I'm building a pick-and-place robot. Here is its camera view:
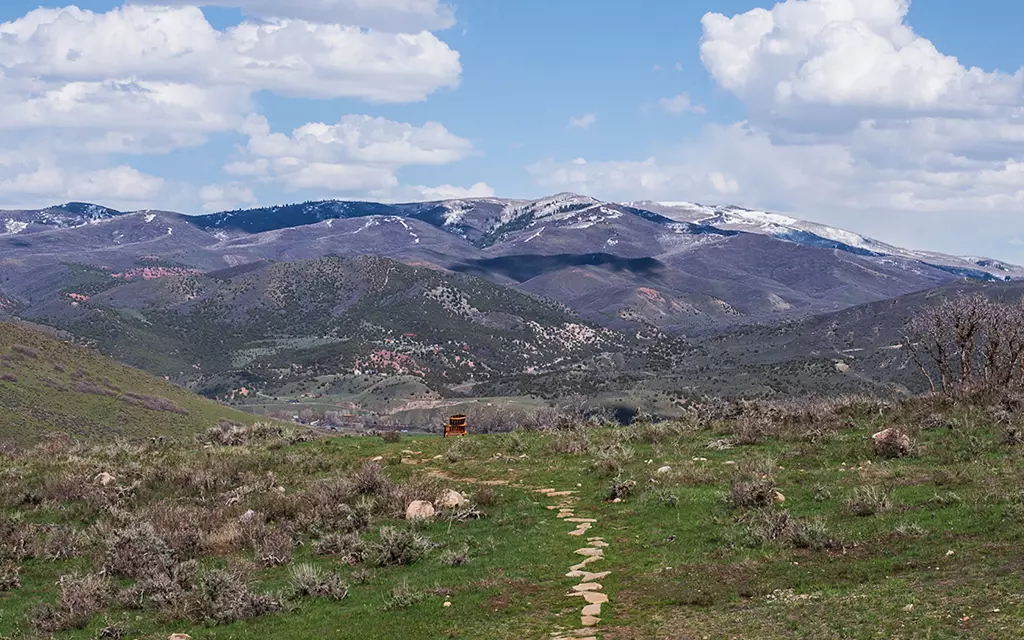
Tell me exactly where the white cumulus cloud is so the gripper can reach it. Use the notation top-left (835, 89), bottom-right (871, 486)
top-left (533, 0), bottom-right (1024, 260)
top-left (230, 115), bottom-right (477, 194)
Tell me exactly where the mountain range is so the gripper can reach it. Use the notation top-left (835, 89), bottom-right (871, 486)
top-left (1, 193), bottom-right (1018, 411)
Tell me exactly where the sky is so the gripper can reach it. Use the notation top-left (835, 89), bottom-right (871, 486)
top-left (0, 0), bottom-right (1023, 261)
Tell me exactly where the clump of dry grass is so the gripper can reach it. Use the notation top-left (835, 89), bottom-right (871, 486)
top-left (846, 486), bottom-right (893, 517)
top-left (730, 457), bottom-right (778, 509)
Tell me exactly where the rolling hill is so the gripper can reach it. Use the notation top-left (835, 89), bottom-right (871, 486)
top-left (0, 321), bottom-right (260, 445)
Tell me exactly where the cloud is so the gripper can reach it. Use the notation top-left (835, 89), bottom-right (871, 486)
top-left (0, 162), bottom-right (166, 207)
top-left (568, 113), bottom-right (598, 130)
top-left (699, 0), bottom-right (1023, 123)
top-left (532, 0), bottom-right (1024, 259)
top-left (0, 6), bottom-right (462, 103)
top-left (230, 115), bottom-right (476, 193)
top-left (130, 0), bottom-right (457, 32)
top-left (0, 3), bottom-right (466, 209)
top-left (658, 93), bottom-right (706, 115)
top-left (405, 182), bottom-right (496, 201)
top-left (199, 183), bottom-right (258, 212)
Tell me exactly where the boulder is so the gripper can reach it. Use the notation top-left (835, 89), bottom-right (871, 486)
top-left (773, 491), bottom-right (786, 504)
top-left (405, 500), bottom-right (435, 521)
top-left (656, 466), bottom-right (672, 475)
top-left (168, 635), bottom-right (192, 640)
top-left (872, 428), bottom-right (911, 458)
top-left (439, 489), bottom-right (468, 509)
top-left (94, 472), bottom-right (116, 487)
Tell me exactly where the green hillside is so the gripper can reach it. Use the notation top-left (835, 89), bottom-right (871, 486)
top-left (0, 321), bottom-right (259, 445)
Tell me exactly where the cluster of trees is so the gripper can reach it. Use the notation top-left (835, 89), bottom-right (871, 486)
top-left (905, 293), bottom-right (1024, 393)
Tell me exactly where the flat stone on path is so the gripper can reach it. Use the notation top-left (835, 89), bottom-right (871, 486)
top-left (581, 615), bottom-right (600, 627)
top-left (575, 547), bottom-right (604, 557)
top-left (582, 592), bottom-right (609, 604)
top-left (566, 570), bottom-right (610, 581)
top-left (571, 583), bottom-right (603, 592)
top-left (565, 517), bottom-right (597, 523)
top-left (582, 604), bottom-right (602, 617)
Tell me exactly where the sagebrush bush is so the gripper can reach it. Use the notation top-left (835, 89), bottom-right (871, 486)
top-left (384, 580), bottom-right (425, 610)
top-left (439, 545), bottom-right (470, 567)
top-left (289, 564), bottom-right (349, 600)
top-left (739, 510), bottom-right (836, 550)
top-left (0, 562), bottom-right (20, 592)
top-left (104, 522), bottom-right (175, 579)
top-left (730, 457), bottom-right (778, 509)
top-left (380, 430), bottom-right (401, 443)
top-left (846, 486), bottom-right (893, 517)
top-left (181, 568), bottom-right (284, 624)
top-left (314, 532), bottom-right (366, 564)
top-left (366, 526), bottom-right (430, 567)
top-left (550, 428), bottom-right (590, 455)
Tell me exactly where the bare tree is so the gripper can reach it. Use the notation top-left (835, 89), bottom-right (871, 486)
top-left (906, 292), bottom-right (1024, 394)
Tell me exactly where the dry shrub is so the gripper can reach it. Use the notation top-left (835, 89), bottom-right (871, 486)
top-left (10, 344), bottom-right (38, 359)
top-left (289, 564), bottom-right (349, 600)
top-left (366, 526), bottom-right (430, 567)
top-left (140, 503), bottom-right (221, 560)
top-left (439, 545), bottom-right (470, 567)
top-left (659, 462), bottom-right (717, 487)
top-left (314, 532), bottom-right (366, 564)
top-left (178, 568), bottom-right (284, 624)
top-left (589, 442), bottom-right (634, 478)
top-left (104, 522), bottom-right (175, 579)
top-left (39, 524), bottom-right (84, 561)
top-left (0, 515), bottom-right (32, 561)
top-left (75, 380), bottom-right (118, 397)
top-left (846, 486), bottom-right (893, 516)
top-left (0, 562), bottom-right (20, 592)
top-left (731, 413), bottom-right (777, 445)
top-left (352, 462), bottom-right (393, 496)
top-left (0, 372), bottom-right (15, 382)
top-left (739, 510), bottom-right (836, 550)
top-left (255, 529), bottom-right (293, 567)
top-left (203, 421), bottom-right (291, 446)
top-left (380, 430), bottom-right (401, 443)
top-left (119, 393), bottom-right (187, 415)
top-left (384, 580), bottom-right (425, 610)
top-left (550, 428), bottom-right (590, 455)
top-left (31, 573), bottom-right (112, 633)
top-left (730, 457), bottom-right (778, 509)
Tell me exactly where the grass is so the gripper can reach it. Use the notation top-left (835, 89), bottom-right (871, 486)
top-left (2, 396), bottom-right (1024, 638)
top-left (0, 322), bottom-right (261, 445)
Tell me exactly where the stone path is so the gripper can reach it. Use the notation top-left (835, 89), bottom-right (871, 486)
top-left (375, 453), bottom-right (613, 638)
top-left (538, 488), bottom-right (611, 640)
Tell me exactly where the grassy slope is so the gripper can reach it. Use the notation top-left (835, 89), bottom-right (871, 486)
top-left (0, 322), bottom-right (259, 444)
top-left (3, 399), bottom-right (1024, 638)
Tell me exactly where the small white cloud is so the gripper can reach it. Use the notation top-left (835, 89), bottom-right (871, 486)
top-left (199, 183), bottom-right (258, 212)
top-left (385, 182), bottom-right (496, 202)
top-left (568, 113), bottom-right (598, 130)
top-left (658, 93), bottom-right (706, 115)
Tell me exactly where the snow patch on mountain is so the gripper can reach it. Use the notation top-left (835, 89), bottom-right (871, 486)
top-left (3, 220), bottom-right (28, 235)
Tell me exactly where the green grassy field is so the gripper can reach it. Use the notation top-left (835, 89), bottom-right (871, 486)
top-left (2, 395), bottom-right (1024, 639)
top-left (0, 322), bottom-right (260, 445)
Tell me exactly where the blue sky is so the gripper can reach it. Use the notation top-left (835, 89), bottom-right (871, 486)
top-left (1, 0), bottom-right (1023, 260)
